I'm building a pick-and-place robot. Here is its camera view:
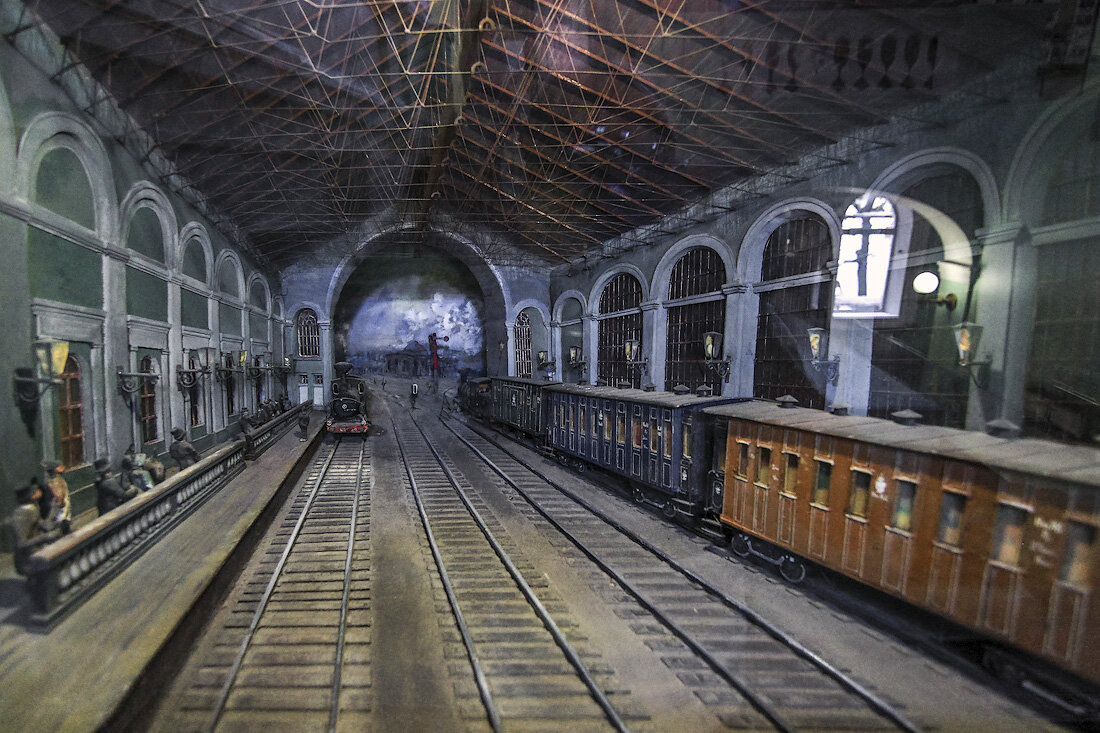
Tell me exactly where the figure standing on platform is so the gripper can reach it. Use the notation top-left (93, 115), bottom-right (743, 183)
top-left (410, 381), bottom-right (418, 409)
top-left (42, 460), bottom-right (71, 535)
top-left (120, 454), bottom-right (154, 492)
top-left (169, 427), bottom-right (200, 470)
top-left (10, 480), bottom-right (61, 574)
top-left (94, 458), bottom-right (138, 516)
top-left (297, 409), bottom-right (310, 442)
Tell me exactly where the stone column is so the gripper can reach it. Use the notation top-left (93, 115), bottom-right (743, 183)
top-left (319, 319), bottom-right (334, 407)
top-left (505, 320), bottom-right (516, 377)
top-left (720, 283), bottom-right (748, 397)
top-left (640, 300), bottom-right (660, 390)
top-left (582, 313), bottom-right (598, 385)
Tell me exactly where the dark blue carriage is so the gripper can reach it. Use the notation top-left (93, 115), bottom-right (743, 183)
top-left (545, 383), bottom-right (746, 518)
top-left (489, 376), bottom-right (559, 441)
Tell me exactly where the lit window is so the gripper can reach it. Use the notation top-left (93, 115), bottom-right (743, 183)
top-left (632, 418), bottom-right (642, 448)
top-left (813, 461), bottom-right (832, 505)
top-left (848, 471), bottom-right (871, 518)
top-left (1060, 522), bottom-right (1095, 586)
top-left (893, 480), bottom-right (917, 532)
top-left (937, 492), bottom-right (967, 546)
top-left (736, 443), bottom-right (750, 477)
top-left (603, 410), bottom-right (612, 440)
top-left (756, 447), bottom-right (772, 485)
top-left (663, 419), bottom-right (673, 458)
top-left (616, 412), bottom-right (626, 445)
top-left (782, 453), bottom-right (799, 495)
top-left (578, 405), bottom-right (587, 436)
top-left (991, 504), bottom-right (1028, 566)
top-left (834, 194), bottom-right (898, 317)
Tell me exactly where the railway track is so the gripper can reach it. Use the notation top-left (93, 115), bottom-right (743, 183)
top-left (390, 411), bottom-right (630, 731)
top-left (150, 437), bottom-right (372, 732)
top-left (436, 413), bottom-right (924, 733)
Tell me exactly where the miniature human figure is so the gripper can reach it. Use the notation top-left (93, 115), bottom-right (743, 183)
top-left (297, 409), bottom-right (310, 442)
top-left (381, 377), bottom-right (387, 392)
top-left (239, 408), bottom-right (255, 434)
top-left (120, 454), bottom-right (155, 492)
top-left (410, 382), bottom-right (419, 409)
top-left (42, 460), bottom-right (71, 535)
top-left (94, 458), bottom-right (138, 517)
top-left (143, 452), bottom-right (166, 484)
top-left (169, 427), bottom-right (200, 470)
top-left (10, 480), bottom-right (61, 574)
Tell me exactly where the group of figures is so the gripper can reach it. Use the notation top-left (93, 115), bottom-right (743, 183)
top-left (238, 397), bottom-right (292, 433)
top-left (10, 428), bottom-right (204, 575)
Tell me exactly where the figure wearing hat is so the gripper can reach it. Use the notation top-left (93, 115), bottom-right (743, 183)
top-left (10, 479), bottom-right (61, 575)
top-left (120, 454), bottom-right (155, 492)
top-left (41, 459), bottom-right (71, 535)
top-left (297, 408), bottom-right (310, 442)
top-left (169, 427), bottom-right (200, 470)
top-left (94, 458), bottom-right (138, 517)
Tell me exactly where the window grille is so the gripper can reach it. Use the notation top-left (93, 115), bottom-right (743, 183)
top-left (58, 355), bottom-right (84, 467)
top-left (598, 273), bottom-right (643, 388)
top-left (754, 217), bottom-right (832, 409)
top-left (665, 247), bottom-right (726, 393)
top-left (514, 312), bottom-right (533, 378)
top-left (139, 356), bottom-right (158, 444)
top-left (1043, 134), bottom-right (1100, 225)
top-left (297, 309), bottom-right (320, 357)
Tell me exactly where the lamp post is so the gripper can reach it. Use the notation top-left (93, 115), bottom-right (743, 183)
top-left (568, 344), bottom-right (588, 383)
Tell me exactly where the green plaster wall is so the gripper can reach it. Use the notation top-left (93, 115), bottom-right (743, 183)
top-left (126, 266), bottom-right (168, 321)
top-left (250, 312), bottom-right (267, 339)
top-left (249, 281), bottom-right (266, 309)
top-left (27, 228), bottom-right (101, 308)
top-left (126, 206), bottom-right (165, 262)
top-left (34, 147), bottom-right (95, 230)
top-left (220, 303), bottom-right (242, 336)
top-left (181, 288), bottom-right (208, 329)
top-left (182, 240), bottom-right (206, 281)
top-left (217, 261), bottom-right (240, 298)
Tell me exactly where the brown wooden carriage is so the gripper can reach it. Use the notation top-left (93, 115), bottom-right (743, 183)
top-left (702, 399), bottom-right (1100, 687)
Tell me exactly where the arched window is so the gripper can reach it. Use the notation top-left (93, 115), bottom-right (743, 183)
top-left (834, 195), bottom-right (898, 316)
top-left (869, 173), bottom-right (979, 427)
top-left (297, 309), bottom-right (320, 357)
top-left (139, 356), bottom-right (158, 444)
top-left (754, 216), bottom-right (832, 409)
top-left (1043, 134), bottom-right (1100, 225)
top-left (187, 354), bottom-right (203, 427)
top-left (598, 273), bottom-right (643, 388)
top-left (559, 297), bottom-right (584, 381)
top-left (224, 353), bottom-right (237, 416)
top-left (58, 355), bottom-right (85, 467)
top-left (514, 312), bottom-right (533, 378)
top-left (665, 248), bottom-right (726, 392)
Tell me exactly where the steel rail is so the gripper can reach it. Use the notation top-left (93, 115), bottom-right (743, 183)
top-left (394, 414), bottom-right (630, 733)
top-left (449, 415), bottom-right (924, 733)
top-left (390, 419), bottom-right (503, 733)
top-left (327, 439), bottom-right (368, 733)
top-left (204, 438), bottom-right (345, 733)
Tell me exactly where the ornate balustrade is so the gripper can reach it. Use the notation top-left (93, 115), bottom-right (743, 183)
top-left (24, 440), bottom-right (246, 626)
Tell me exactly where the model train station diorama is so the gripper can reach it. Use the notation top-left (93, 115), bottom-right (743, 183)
top-left (1, 1), bottom-right (1099, 731)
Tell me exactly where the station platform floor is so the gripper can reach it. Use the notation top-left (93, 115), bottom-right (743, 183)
top-left (0, 417), bottom-right (323, 733)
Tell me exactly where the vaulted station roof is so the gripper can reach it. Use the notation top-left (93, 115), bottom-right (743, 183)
top-left (25, 1), bottom-right (1063, 269)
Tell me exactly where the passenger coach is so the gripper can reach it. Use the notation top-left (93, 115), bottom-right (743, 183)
top-left (548, 383), bottom-right (746, 518)
top-left (703, 399), bottom-right (1100, 687)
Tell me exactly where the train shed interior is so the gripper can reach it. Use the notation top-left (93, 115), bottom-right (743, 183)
top-left (2, 1), bottom-right (1100, 730)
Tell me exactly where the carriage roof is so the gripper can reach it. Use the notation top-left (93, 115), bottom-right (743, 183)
top-left (703, 400), bottom-right (1100, 488)
top-left (548, 382), bottom-right (742, 409)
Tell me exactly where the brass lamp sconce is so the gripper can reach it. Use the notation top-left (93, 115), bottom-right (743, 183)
top-left (248, 353), bottom-right (274, 381)
top-left (536, 350), bottom-right (556, 378)
top-left (912, 271), bottom-right (957, 310)
top-left (624, 337), bottom-right (648, 375)
top-left (215, 351), bottom-right (246, 383)
top-left (176, 350), bottom-right (212, 392)
top-left (953, 322), bottom-right (990, 389)
top-left (116, 366), bottom-right (159, 406)
top-left (567, 345), bottom-right (588, 380)
top-left (807, 327), bottom-right (840, 384)
top-left (702, 331), bottom-right (731, 382)
top-left (14, 340), bottom-right (69, 405)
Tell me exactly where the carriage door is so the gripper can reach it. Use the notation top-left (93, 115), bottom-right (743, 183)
top-left (752, 445), bottom-right (773, 533)
top-left (841, 469), bottom-right (872, 575)
top-left (777, 451), bottom-right (799, 546)
top-left (588, 399), bottom-right (600, 460)
top-left (615, 404), bottom-right (626, 470)
top-left (1043, 520), bottom-right (1095, 666)
top-left (660, 410), bottom-right (674, 489)
top-left (979, 502), bottom-right (1030, 637)
top-left (631, 405), bottom-right (644, 477)
top-left (601, 402), bottom-right (613, 465)
top-left (646, 407), bottom-right (660, 484)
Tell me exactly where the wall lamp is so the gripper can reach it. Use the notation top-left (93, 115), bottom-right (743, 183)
top-left (807, 327), bottom-right (840, 384)
top-left (568, 345), bottom-right (588, 382)
top-left (624, 337), bottom-right (648, 375)
top-left (912, 271), bottom-right (957, 310)
top-left (536, 350), bottom-right (556, 379)
top-left (702, 331), bottom-right (731, 382)
top-left (14, 340), bottom-right (69, 405)
top-left (116, 366), bottom-right (159, 406)
top-left (953, 321), bottom-right (990, 389)
top-left (176, 350), bottom-right (212, 392)
top-left (215, 351), bottom-right (246, 383)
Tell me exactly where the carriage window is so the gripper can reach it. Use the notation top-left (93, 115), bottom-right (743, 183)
top-left (711, 422), bottom-right (726, 468)
top-left (632, 418), bottom-right (643, 448)
top-left (756, 447), bottom-right (772, 485)
top-left (579, 406), bottom-right (586, 436)
top-left (893, 480), bottom-right (917, 532)
top-left (603, 410), bottom-right (612, 440)
top-left (568, 404), bottom-right (575, 432)
top-left (649, 417), bottom-right (659, 453)
top-left (684, 421), bottom-right (694, 460)
top-left (937, 492), bottom-right (967, 546)
top-left (617, 413), bottom-right (626, 444)
top-left (1060, 522), bottom-right (1095, 586)
top-left (558, 402), bottom-right (564, 428)
top-left (736, 442), bottom-right (750, 477)
top-left (991, 504), bottom-right (1028, 566)
top-left (813, 461), bottom-right (832, 505)
top-left (664, 419), bottom-right (673, 458)
top-left (848, 471), bottom-right (871, 518)
top-left (782, 454), bottom-right (799, 495)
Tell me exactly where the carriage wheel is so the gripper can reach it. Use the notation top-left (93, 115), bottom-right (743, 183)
top-left (572, 459), bottom-right (587, 473)
top-left (780, 556), bottom-right (806, 583)
top-left (632, 487), bottom-right (646, 504)
top-left (730, 532), bottom-right (751, 558)
top-left (662, 501), bottom-right (677, 519)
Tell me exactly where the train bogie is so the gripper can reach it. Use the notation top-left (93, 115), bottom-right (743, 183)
top-left (703, 399), bottom-right (1100, 688)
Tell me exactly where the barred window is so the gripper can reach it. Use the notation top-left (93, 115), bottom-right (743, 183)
top-left (668, 247), bottom-right (725, 300)
top-left (598, 273), bottom-right (643, 388)
top-left (58, 355), bottom-right (85, 467)
top-left (514, 312), bottom-right (533, 378)
top-left (296, 309), bottom-right (320, 358)
top-left (665, 248), bottom-right (726, 393)
top-left (139, 356), bottom-right (158, 444)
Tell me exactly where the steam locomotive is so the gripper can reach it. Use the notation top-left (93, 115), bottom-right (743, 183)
top-left (325, 361), bottom-right (371, 435)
